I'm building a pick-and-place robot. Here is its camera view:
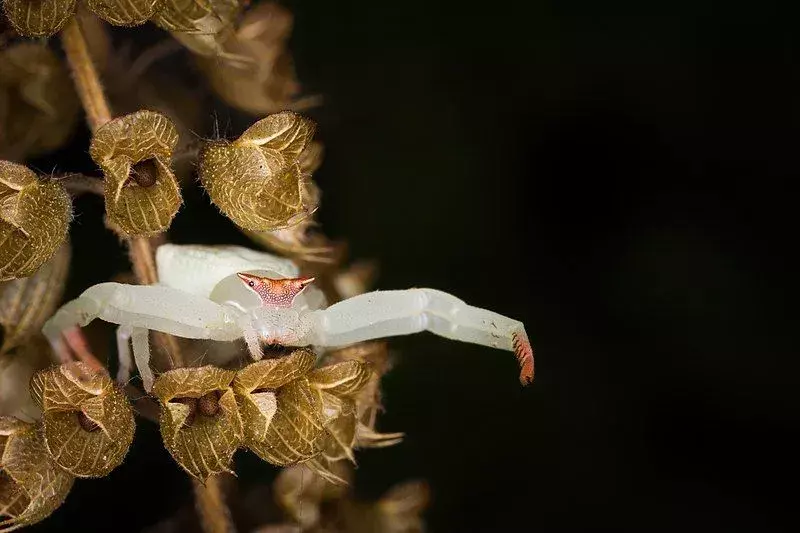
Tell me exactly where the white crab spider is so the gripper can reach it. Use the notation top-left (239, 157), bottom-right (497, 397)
top-left (42, 244), bottom-right (533, 391)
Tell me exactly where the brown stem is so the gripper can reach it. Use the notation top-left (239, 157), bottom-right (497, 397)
top-left (61, 17), bottom-right (112, 132)
top-left (61, 14), bottom-right (226, 529)
top-left (194, 476), bottom-right (236, 533)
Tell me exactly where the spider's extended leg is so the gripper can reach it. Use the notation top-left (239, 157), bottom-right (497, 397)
top-left (43, 283), bottom-right (242, 390)
top-left (116, 326), bottom-right (157, 391)
top-left (308, 289), bottom-right (534, 385)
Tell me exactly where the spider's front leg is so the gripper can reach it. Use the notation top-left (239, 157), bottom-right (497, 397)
top-left (306, 289), bottom-right (534, 385)
top-left (43, 283), bottom-right (243, 390)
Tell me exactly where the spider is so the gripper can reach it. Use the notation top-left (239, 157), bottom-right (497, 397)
top-left (42, 245), bottom-right (533, 391)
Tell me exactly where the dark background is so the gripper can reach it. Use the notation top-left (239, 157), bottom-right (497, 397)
top-left (24, 0), bottom-right (799, 531)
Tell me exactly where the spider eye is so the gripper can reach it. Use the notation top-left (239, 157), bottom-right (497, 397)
top-left (248, 281), bottom-right (255, 287)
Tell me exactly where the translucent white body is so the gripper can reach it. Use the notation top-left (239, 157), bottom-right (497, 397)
top-left (43, 244), bottom-right (533, 390)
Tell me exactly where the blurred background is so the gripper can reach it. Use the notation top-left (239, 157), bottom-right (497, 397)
top-left (27, 0), bottom-right (798, 531)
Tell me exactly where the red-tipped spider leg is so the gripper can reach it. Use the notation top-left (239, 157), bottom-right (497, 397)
top-left (512, 329), bottom-right (535, 386)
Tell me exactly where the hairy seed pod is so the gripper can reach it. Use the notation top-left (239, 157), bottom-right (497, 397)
top-left (199, 111), bottom-right (318, 232)
top-left (233, 349), bottom-right (326, 466)
top-left (89, 110), bottom-right (182, 236)
top-left (30, 362), bottom-right (135, 478)
top-left (0, 42), bottom-right (80, 161)
top-left (151, 366), bottom-right (242, 482)
top-left (198, 3), bottom-right (311, 115)
top-left (0, 337), bottom-right (51, 424)
top-left (87, 0), bottom-right (163, 26)
top-left (154, 0), bottom-right (240, 57)
top-left (0, 242), bottom-right (70, 356)
top-left (0, 417), bottom-right (74, 530)
top-left (307, 360), bottom-right (372, 463)
top-left (0, 162), bottom-right (71, 282)
top-left (273, 463), bottom-right (351, 529)
top-left (2, 0), bottom-right (76, 37)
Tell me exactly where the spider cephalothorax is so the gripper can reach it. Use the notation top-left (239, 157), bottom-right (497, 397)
top-left (236, 273), bottom-right (315, 308)
top-left (43, 245), bottom-right (534, 392)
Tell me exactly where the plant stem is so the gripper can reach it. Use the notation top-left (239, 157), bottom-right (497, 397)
top-left (61, 17), bottom-right (112, 132)
top-left (61, 14), bottom-right (231, 532)
top-left (194, 476), bottom-right (235, 533)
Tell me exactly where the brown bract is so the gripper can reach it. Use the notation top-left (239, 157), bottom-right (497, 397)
top-left (2, 0), bottom-right (77, 38)
top-left (232, 349), bottom-right (326, 466)
top-left (0, 42), bottom-right (79, 161)
top-left (151, 366), bottom-right (242, 483)
top-left (0, 417), bottom-right (74, 531)
top-left (199, 2), bottom-right (310, 115)
top-left (30, 362), bottom-right (135, 478)
top-left (0, 161), bottom-right (71, 282)
top-left (199, 111), bottom-right (318, 232)
top-left (0, 242), bottom-right (70, 356)
top-left (89, 110), bottom-right (182, 236)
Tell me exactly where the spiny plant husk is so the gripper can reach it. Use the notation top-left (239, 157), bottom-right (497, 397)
top-left (199, 111), bottom-right (318, 232)
top-left (30, 362), bottom-right (135, 478)
top-left (2, 0), bottom-right (77, 38)
top-left (89, 110), bottom-right (182, 236)
top-left (151, 365), bottom-right (242, 482)
top-left (0, 161), bottom-right (71, 282)
top-left (0, 42), bottom-right (80, 161)
top-left (232, 349), bottom-right (326, 466)
top-left (0, 417), bottom-right (74, 531)
top-left (0, 241), bottom-right (70, 356)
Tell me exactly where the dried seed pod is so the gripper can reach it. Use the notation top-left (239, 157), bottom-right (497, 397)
top-left (87, 0), bottom-right (163, 26)
top-left (0, 417), bottom-right (74, 530)
top-left (308, 360), bottom-right (373, 398)
top-left (153, 0), bottom-right (239, 32)
top-left (273, 463), bottom-right (351, 529)
top-left (324, 343), bottom-right (404, 449)
top-left (308, 360), bottom-right (372, 463)
top-left (233, 349), bottom-right (326, 466)
top-left (0, 337), bottom-right (51, 423)
top-left (199, 111), bottom-right (318, 232)
top-left (30, 362), bottom-right (135, 478)
top-left (89, 110), bottom-right (182, 236)
top-left (0, 42), bottom-right (80, 161)
top-left (2, 0), bottom-right (76, 37)
top-left (155, 0), bottom-right (241, 57)
top-left (0, 161), bottom-right (71, 282)
top-left (151, 366), bottom-right (242, 482)
top-left (198, 2), bottom-right (313, 115)
top-left (0, 242), bottom-right (70, 356)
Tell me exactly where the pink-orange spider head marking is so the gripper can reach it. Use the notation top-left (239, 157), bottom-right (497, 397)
top-left (236, 273), bottom-right (315, 308)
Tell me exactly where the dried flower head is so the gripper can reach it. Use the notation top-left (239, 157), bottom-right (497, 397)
top-left (2, 0), bottom-right (76, 38)
top-left (30, 362), bottom-right (135, 478)
top-left (0, 242), bottom-right (70, 356)
top-left (154, 0), bottom-right (241, 57)
top-left (199, 2), bottom-right (312, 115)
top-left (0, 161), bottom-right (71, 282)
top-left (233, 349), bottom-right (326, 466)
top-left (0, 417), bottom-right (74, 531)
top-left (151, 365), bottom-right (242, 482)
top-left (0, 42), bottom-right (79, 161)
top-left (0, 337), bottom-right (50, 423)
top-left (199, 111), bottom-right (318, 232)
top-left (273, 462), bottom-right (351, 530)
top-left (89, 110), bottom-right (182, 236)
top-left (272, 462), bottom-right (429, 533)
top-left (87, 0), bottom-right (163, 26)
